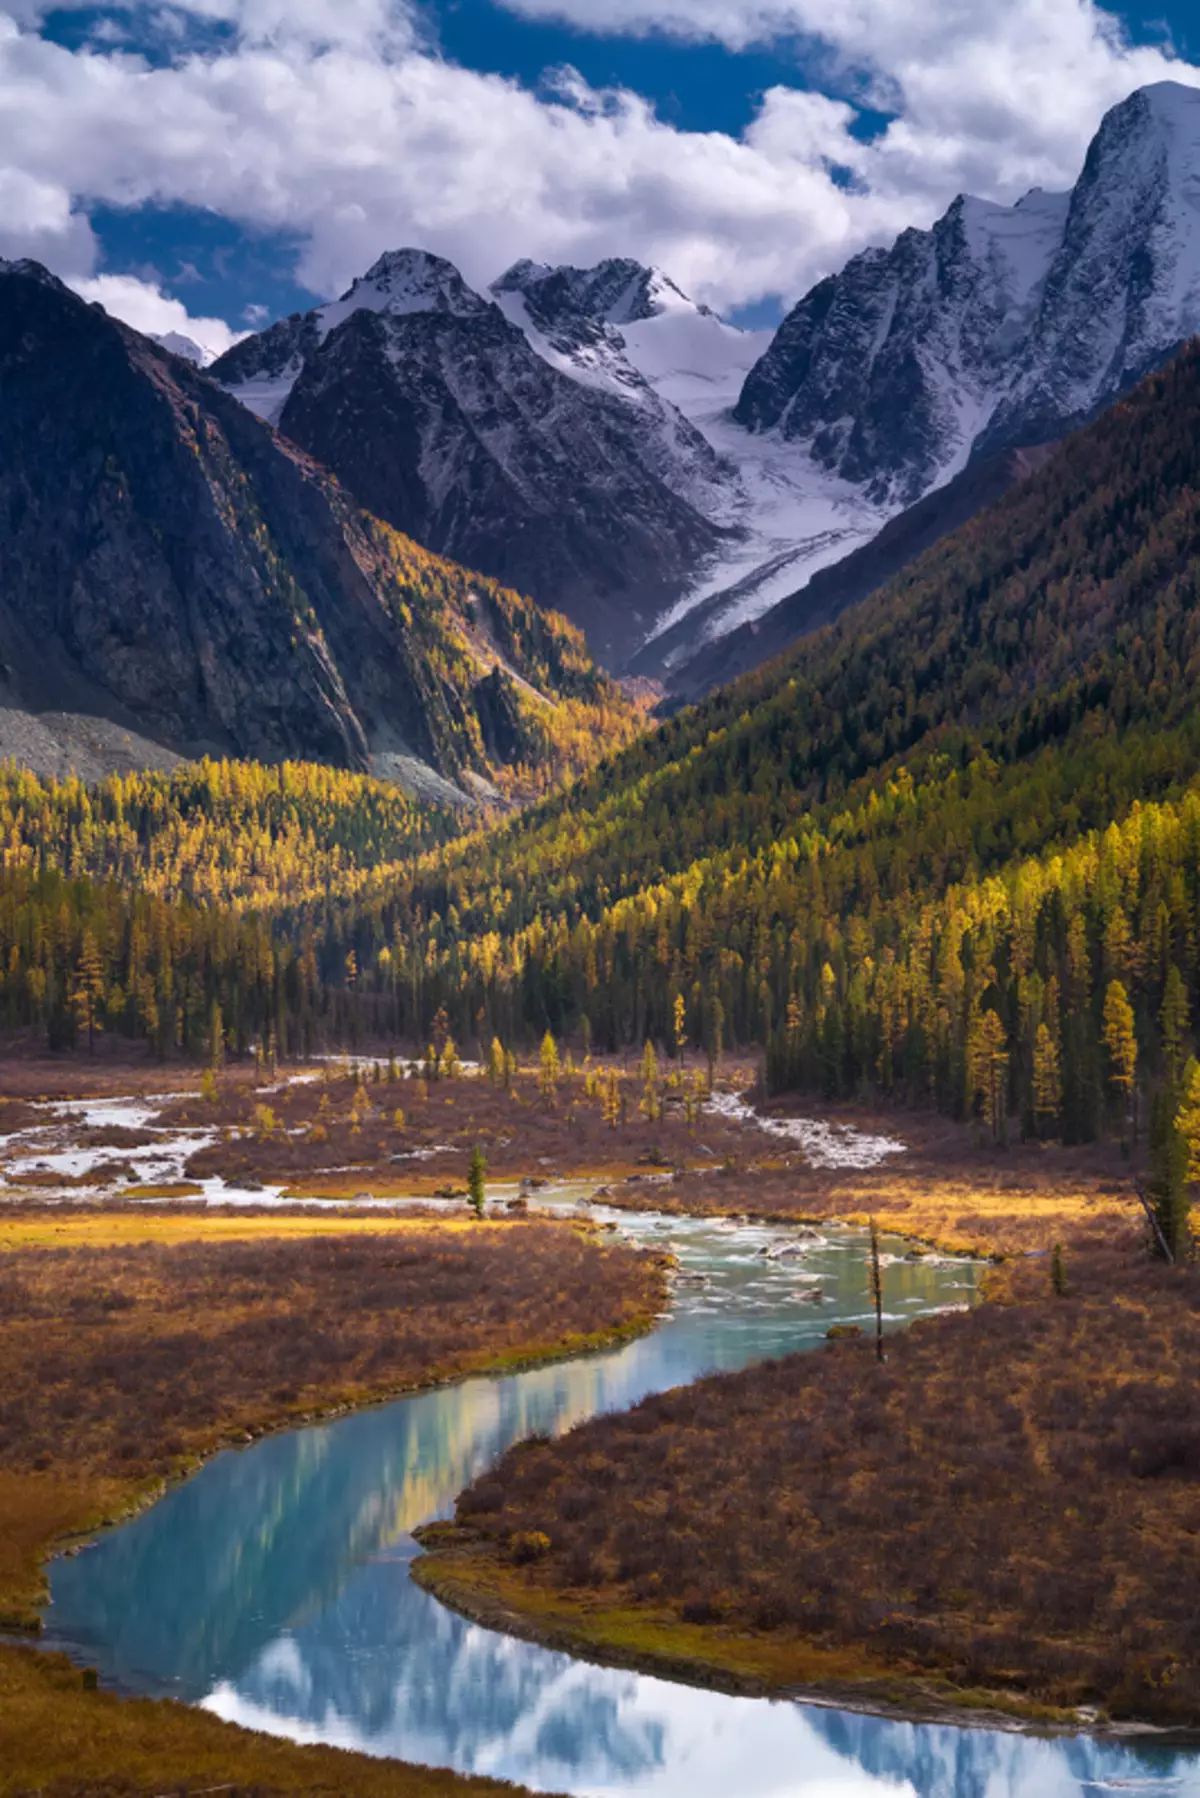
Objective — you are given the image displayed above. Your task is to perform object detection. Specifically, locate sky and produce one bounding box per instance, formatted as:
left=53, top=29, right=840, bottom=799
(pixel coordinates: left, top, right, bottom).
left=1, top=0, right=1197, bottom=353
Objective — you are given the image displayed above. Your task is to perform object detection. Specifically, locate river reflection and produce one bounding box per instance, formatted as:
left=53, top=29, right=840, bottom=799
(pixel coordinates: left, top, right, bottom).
left=43, top=1212, right=1195, bottom=1797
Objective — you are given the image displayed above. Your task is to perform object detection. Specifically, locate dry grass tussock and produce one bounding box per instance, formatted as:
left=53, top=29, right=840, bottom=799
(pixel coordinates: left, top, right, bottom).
left=443, top=1220, right=1200, bottom=1725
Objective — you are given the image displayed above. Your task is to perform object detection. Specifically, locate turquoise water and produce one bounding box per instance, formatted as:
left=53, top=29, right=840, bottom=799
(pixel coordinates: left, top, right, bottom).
left=43, top=1209, right=1198, bottom=1796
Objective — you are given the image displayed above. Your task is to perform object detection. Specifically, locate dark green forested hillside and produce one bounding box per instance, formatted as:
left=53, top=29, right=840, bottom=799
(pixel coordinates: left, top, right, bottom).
left=305, top=341, right=1200, bottom=1144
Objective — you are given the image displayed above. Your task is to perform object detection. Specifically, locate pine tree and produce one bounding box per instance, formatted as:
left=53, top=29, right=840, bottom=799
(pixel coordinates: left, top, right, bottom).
left=1032, top=1021, right=1062, bottom=1136
left=467, top=1144, right=487, bottom=1218
left=1103, top=979, right=1138, bottom=1141
left=1177, top=1060, right=1200, bottom=1182
left=1161, top=964, right=1190, bottom=1085
left=71, top=929, right=106, bottom=1055
left=1149, top=1083, right=1190, bottom=1261
left=539, top=1031, right=560, bottom=1106
left=704, top=993, right=724, bottom=1093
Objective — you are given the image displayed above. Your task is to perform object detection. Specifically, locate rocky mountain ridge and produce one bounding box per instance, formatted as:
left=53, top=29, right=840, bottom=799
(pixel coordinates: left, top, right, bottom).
left=213, top=250, right=728, bottom=662
left=734, top=82, right=1200, bottom=508
left=0, top=261, right=630, bottom=791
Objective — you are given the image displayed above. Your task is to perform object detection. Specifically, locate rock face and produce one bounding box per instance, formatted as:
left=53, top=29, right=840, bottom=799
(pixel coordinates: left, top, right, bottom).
left=490, top=256, right=741, bottom=525
left=0, top=262, right=619, bottom=787
left=213, top=250, right=725, bottom=663
left=734, top=82, right=1200, bottom=508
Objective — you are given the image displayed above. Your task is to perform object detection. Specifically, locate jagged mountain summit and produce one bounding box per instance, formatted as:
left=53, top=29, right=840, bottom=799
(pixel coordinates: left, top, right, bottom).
left=0, top=261, right=630, bottom=790
left=212, top=249, right=726, bottom=663
left=734, top=81, right=1200, bottom=509
left=200, top=79, right=1200, bottom=685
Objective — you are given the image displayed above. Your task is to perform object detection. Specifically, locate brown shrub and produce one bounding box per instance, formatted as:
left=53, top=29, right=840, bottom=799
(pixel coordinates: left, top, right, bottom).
left=452, top=1223, right=1200, bottom=1722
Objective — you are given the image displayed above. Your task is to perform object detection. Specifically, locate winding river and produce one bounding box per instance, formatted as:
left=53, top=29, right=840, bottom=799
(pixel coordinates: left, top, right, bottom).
left=34, top=1175, right=1200, bottom=1796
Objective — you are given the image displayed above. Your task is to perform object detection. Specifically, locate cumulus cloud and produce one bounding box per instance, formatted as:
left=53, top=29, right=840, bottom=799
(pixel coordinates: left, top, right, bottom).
left=0, top=0, right=1195, bottom=329
left=67, top=270, right=245, bottom=357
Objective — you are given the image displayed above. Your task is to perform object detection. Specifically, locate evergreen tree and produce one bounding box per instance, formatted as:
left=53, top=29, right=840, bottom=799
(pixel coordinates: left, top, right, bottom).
left=467, top=1144, right=487, bottom=1218
left=539, top=1031, right=561, bottom=1106
left=1103, top=980, right=1138, bottom=1142
left=1032, top=1022, right=1062, bottom=1137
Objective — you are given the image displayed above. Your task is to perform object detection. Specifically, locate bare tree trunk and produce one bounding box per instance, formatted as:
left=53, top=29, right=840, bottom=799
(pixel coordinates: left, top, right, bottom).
left=870, top=1220, right=885, bottom=1363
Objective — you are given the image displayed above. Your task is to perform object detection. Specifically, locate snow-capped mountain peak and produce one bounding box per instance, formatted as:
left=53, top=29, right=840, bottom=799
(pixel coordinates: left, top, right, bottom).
left=152, top=330, right=213, bottom=366
left=493, top=256, right=709, bottom=332
left=978, top=79, right=1200, bottom=450
left=317, top=247, right=488, bottom=339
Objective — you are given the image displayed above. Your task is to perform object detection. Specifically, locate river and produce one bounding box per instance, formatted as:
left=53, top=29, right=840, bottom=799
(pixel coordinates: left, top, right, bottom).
left=30, top=1123, right=1200, bottom=1797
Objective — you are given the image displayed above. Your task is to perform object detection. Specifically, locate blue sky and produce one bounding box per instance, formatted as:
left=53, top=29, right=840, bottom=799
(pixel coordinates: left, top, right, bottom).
left=3, top=0, right=1198, bottom=349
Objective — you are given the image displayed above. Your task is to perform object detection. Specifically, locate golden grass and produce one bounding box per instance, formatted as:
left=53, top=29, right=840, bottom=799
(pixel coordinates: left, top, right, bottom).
left=812, top=1175, right=1137, bottom=1258
left=0, top=1217, right=666, bottom=1628
left=0, top=1643, right=535, bottom=1797
left=0, top=1210, right=511, bottom=1251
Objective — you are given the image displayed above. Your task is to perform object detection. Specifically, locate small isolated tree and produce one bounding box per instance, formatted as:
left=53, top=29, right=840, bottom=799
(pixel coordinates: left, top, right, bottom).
left=602, top=1070, right=621, bottom=1130
left=539, top=1031, right=560, bottom=1106
left=200, top=1067, right=219, bottom=1105
left=869, top=1220, right=884, bottom=1363
left=1103, top=979, right=1138, bottom=1142
left=467, top=1143, right=487, bottom=1218
left=441, top=1035, right=460, bottom=1081
left=488, top=1035, right=506, bottom=1086
left=1051, top=1242, right=1067, bottom=1296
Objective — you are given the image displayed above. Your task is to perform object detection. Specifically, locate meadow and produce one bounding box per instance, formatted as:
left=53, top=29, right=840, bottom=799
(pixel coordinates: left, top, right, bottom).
left=0, top=1188, right=664, bottom=1797
left=420, top=1206, right=1200, bottom=1728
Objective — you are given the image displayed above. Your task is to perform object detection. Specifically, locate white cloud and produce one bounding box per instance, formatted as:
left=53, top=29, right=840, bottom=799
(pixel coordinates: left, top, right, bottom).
left=0, top=163, right=95, bottom=268
left=0, top=0, right=1194, bottom=330
left=66, top=270, right=245, bottom=357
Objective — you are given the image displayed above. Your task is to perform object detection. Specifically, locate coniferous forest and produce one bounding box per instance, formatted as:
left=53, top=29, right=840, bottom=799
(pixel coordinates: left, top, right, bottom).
left=7, top=343, right=1200, bottom=1174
